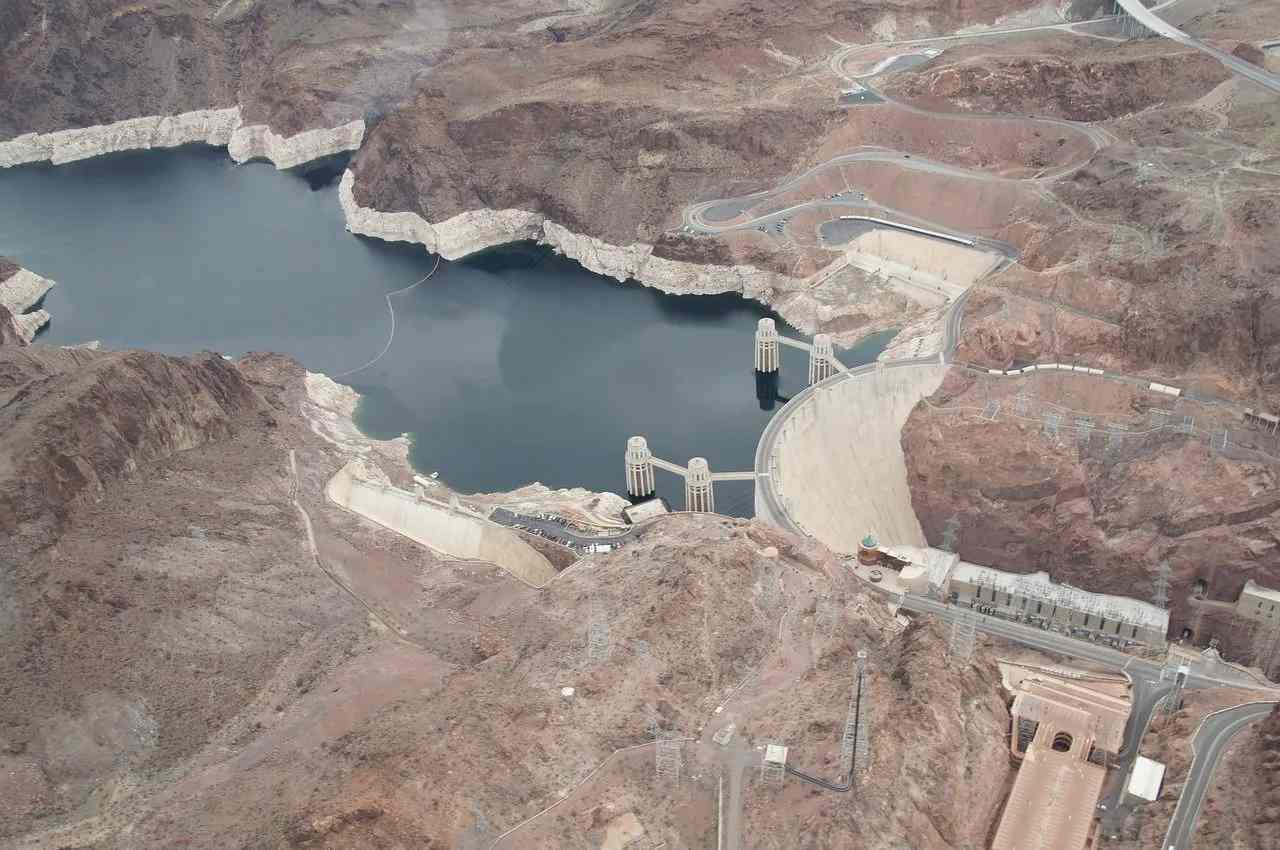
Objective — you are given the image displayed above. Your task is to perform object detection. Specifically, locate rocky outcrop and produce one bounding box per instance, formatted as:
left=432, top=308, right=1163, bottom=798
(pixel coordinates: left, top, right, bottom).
left=0, top=261, right=53, bottom=343
left=0, top=108, right=364, bottom=170
left=339, top=171, right=544, bottom=257
left=226, top=119, right=366, bottom=170
left=0, top=108, right=240, bottom=167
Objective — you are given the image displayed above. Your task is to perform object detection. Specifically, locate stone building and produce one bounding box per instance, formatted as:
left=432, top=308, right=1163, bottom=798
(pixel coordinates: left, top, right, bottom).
left=1235, top=579, right=1280, bottom=626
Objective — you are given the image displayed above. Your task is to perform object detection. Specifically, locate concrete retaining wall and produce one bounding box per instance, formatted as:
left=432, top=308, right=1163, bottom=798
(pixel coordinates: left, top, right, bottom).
left=327, top=462, right=557, bottom=586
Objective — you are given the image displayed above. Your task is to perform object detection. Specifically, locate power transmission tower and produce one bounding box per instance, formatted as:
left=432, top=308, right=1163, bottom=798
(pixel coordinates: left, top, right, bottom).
left=840, top=650, right=871, bottom=781
left=853, top=650, right=871, bottom=777
left=655, top=731, right=683, bottom=783
left=949, top=611, right=977, bottom=661
left=1152, top=560, right=1171, bottom=610
left=1106, top=423, right=1129, bottom=453
left=941, top=515, right=961, bottom=553
left=1213, top=429, right=1230, bottom=453
left=1075, top=417, right=1094, bottom=447
left=586, top=605, right=610, bottom=662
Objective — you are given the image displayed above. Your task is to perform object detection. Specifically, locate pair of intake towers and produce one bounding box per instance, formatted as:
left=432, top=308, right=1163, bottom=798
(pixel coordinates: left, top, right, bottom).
left=624, top=319, right=839, bottom=512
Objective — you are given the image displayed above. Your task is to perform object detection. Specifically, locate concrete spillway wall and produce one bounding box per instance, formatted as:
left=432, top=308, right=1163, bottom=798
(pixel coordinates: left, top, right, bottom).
left=766, top=363, right=945, bottom=554
left=326, top=461, right=557, bottom=586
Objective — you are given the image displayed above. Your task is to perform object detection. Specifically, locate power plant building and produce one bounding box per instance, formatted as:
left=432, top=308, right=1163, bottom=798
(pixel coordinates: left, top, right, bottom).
left=882, top=544, right=1169, bottom=647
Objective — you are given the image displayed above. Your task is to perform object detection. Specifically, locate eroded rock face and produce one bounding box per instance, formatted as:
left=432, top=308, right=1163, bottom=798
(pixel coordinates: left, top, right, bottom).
left=883, top=47, right=1230, bottom=122
left=900, top=369, right=1280, bottom=645
left=339, top=168, right=789, bottom=301
left=0, top=346, right=270, bottom=561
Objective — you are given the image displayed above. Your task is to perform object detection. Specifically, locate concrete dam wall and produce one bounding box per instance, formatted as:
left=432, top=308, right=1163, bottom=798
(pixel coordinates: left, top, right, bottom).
left=326, top=461, right=557, bottom=586
left=767, top=363, right=945, bottom=554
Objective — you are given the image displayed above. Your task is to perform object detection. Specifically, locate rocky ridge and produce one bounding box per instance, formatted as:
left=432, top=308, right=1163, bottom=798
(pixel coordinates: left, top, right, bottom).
left=0, top=345, right=271, bottom=564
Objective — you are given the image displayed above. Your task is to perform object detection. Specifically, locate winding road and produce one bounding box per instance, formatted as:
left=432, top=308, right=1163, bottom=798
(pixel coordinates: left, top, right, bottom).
left=1161, top=700, right=1279, bottom=849
left=1114, top=0, right=1280, bottom=95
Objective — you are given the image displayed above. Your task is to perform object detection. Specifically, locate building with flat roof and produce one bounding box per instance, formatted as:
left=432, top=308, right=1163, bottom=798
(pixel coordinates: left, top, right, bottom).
left=950, top=563, right=1168, bottom=647
left=889, top=545, right=1169, bottom=648
left=1127, top=756, right=1167, bottom=802
left=623, top=497, right=670, bottom=525
left=992, top=738, right=1107, bottom=850
left=994, top=669, right=1131, bottom=850
left=1010, top=676, right=1130, bottom=761
left=1235, top=579, right=1280, bottom=626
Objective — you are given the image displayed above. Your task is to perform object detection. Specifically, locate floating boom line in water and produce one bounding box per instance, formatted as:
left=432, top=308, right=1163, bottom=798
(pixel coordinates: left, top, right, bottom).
left=332, top=255, right=442, bottom=379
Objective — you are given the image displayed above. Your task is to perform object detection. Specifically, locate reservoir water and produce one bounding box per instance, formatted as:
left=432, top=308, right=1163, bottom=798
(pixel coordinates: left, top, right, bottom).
left=0, top=146, right=892, bottom=515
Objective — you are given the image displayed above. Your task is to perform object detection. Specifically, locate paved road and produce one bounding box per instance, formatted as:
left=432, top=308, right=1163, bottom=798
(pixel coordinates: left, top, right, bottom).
left=1099, top=673, right=1176, bottom=832
left=1114, top=0, right=1280, bottom=94
left=1162, top=700, right=1278, bottom=849
left=900, top=594, right=1274, bottom=692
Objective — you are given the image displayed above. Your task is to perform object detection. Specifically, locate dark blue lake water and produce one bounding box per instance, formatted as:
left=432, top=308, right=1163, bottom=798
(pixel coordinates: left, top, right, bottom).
left=0, top=146, right=892, bottom=514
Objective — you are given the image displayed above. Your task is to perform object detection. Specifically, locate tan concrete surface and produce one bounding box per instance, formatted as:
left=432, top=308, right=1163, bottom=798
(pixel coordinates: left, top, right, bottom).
left=326, top=461, right=557, bottom=586
left=845, top=228, right=1000, bottom=300
left=991, top=741, right=1106, bottom=850
left=772, top=363, right=945, bottom=553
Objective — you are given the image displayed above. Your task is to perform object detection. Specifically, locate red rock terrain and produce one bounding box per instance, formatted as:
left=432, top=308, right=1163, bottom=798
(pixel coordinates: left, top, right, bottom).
left=0, top=342, right=1016, bottom=848
left=895, top=1, right=1280, bottom=659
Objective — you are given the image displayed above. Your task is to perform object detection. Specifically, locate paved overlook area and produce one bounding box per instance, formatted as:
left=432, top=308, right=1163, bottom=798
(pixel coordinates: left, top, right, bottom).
left=3, top=0, right=1280, bottom=849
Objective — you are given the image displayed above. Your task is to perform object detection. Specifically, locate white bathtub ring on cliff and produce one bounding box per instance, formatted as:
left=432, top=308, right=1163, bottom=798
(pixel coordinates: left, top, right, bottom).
left=332, top=255, right=442, bottom=379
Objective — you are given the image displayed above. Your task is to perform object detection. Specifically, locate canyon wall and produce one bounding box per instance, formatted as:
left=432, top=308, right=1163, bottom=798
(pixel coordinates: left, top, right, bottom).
left=900, top=369, right=1280, bottom=647
left=338, top=170, right=787, bottom=303
left=0, top=108, right=364, bottom=171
